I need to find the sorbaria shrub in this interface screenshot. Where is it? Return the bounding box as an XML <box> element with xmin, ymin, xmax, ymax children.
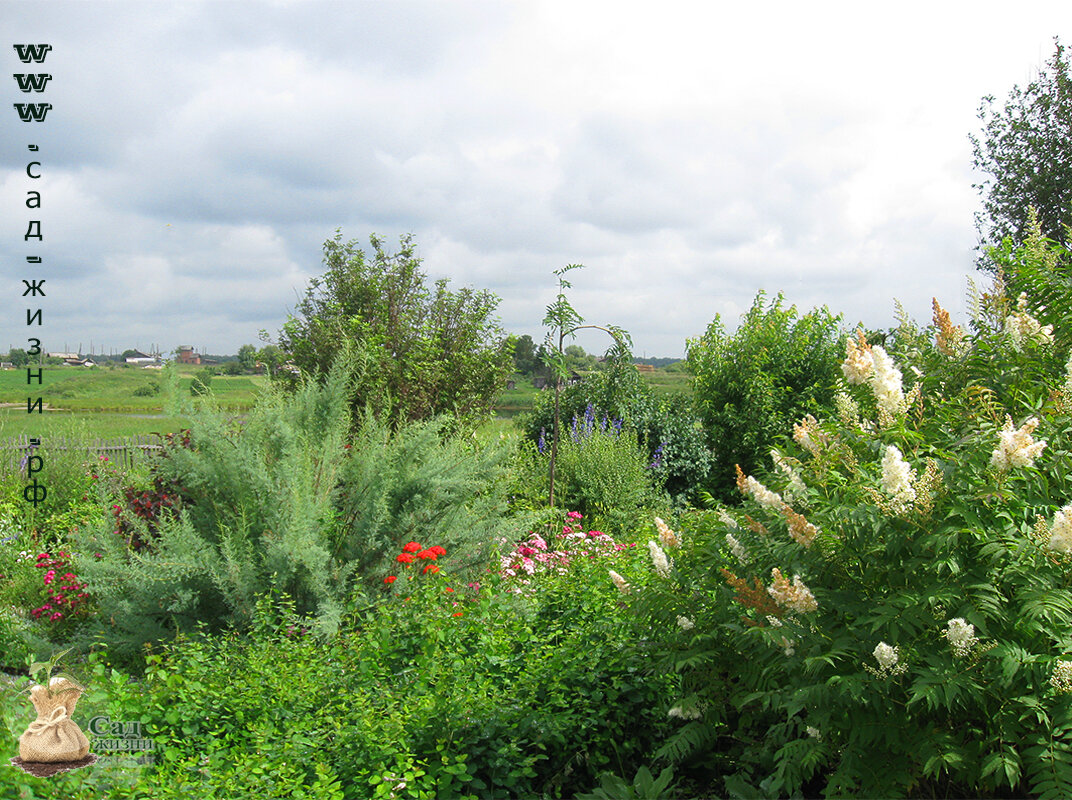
<box><xmin>687</xmin><ymin>290</ymin><xmax>843</xmax><ymax>504</ymax></box>
<box><xmin>73</xmin><ymin>354</ymin><xmax>514</xmax><ymax>661</ymax></box>
<box><xmin>627</xmin><ymin>250</ymin><xmax>1072</xmax><ymax>798</ymax></box>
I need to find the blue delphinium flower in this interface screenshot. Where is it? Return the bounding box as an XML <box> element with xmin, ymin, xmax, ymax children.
<box><xmin>649</xmin><ymin>440</ymin><xmax>666</xmax><ymax>470</ymax></box>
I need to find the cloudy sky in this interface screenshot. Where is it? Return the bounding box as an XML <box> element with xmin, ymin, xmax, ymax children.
<box><xmin>1</xmin><ymin>1</ymin><xmax>1070</xmax><ymax>359</ymax></box>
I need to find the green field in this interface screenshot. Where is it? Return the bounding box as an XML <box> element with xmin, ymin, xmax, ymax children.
<box><xmin>0</xmin><ymin>409</ymin><xmax>192</xmax><ymax>440</ymax></box>
<box><xmin>0</xmin><ymin>365</ymin><xmax>692</xmax><ymax>438</ymax></box>
<box><xmin>0</xmin><ymin>365</ymin><xmax>263</xmax><ymax>440</ymax></box>
<box><xmin>0</xmin><ymin>365</ymin><xmax>267</xmax><ymax>411</ymax></box>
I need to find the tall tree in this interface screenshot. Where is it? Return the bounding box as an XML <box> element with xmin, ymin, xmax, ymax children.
<box><xmin>512</xmin><ymin>334</ymin><xmax>537</xmax><ymax>375</ymax></box>
<box><xmin>237</xmin><ymin>344</ymin><xmax>257</xmax><ymax>372</ymax></box>
<box><xmin>971</xmin><ymin>38</ymin><xmax>1072</xmax><ymax>261</ymax></box>
<box><xmin>277</xmin><ymin>231</ymin><xmax>513</xmax><ymax>430</ymax></box>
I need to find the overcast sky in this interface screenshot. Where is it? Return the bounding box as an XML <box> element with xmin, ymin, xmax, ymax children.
<box><xmin>2</xmin><ymin>1</ymin><xmax>1070</xmax><ymax>359</ymax></box>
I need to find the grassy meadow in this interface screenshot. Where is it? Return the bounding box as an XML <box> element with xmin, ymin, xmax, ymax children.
<box><xmin>0</xmin><ymin>363</ymin><xmax>689</xmax><ymax>441</ymax></box>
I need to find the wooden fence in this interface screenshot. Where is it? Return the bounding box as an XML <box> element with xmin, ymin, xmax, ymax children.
<box><xmin>0</xmin><ymin>434</ymin><xmax>165</xmax><ymax>473</ymax></box>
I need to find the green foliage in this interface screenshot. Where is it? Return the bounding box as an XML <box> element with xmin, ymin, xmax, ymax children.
<box><xmin>237</xmin><ymin>343</ymin><xmax>258</xmax><ymax>372</ymax></box>
<box><xmin>6</xmin><ymin>347</ymin><xmax>29</xmax><ymax>367</ymax></box>
<box><xmin>0</xmin><ymin>439</ymin><xmax>117</xmax><ymax>552</ymax></box>
<box><xmin>575</xmin><ymin>766</ymin><xmax>677</xmax><ymax>800</ymax></box>
<box><xmin>687</xmin><ymin>290</ymin><xmax>843</xmax><ymax>503</ymax></box>
<box><xmin>972</xmin><ymin>37</ymin><xmax>1072</xmax><ymax>255</ymax></box>
<box><xmin>189</xmin><ymin>367</ymin><xmax>213</xmax><ymax>396</ymax></box>
<box><xmin>257</xmin><ymin>343</ymin><xmax>285</xmax><ymax>376</ymax></box>
<box><xmin>629</xmin><ymin>272</ymin><xmax>1072</xmax><ymax>797</ymax></box>
<box><xmin>539</xmin><ymin>264</ymin><xmax>633</xmax><ymax>508</ymax></box>
<box><xmin>526</xmin><ymin>352</ymin><xmax>647</xmax><ymax>434</ymax></box>
<box><xmin>511</xmin><ymin>411</ymin><xmax>664</xmax><ymax>534</ymax></box>
<box><xmin>0</xmin><ymin>554</ymin><xmax>673</xmax><ymax>799</ymax></box>
<box><xmin>987</xmin><ymin>208</ymin><xmax>1072</xmax><ymax>355</ymax></box>
<box><xmin>73</xmin><ymin>356</ymin><xmax>514</xmax><ymax>661</ymax></box>
<box><xmin>277</xmin><ymin>231</ymin><xmax>514</xmax><ymax>432</ymax></box>
<box><xmin>510</xmin><ymin>333</ymin><xmax>538</xmax><ymax>376</ymax></box>
<box><xmin>523</xmin><ymin>351</ymin><xmax>713</xmax><ymax>503</ymax></box>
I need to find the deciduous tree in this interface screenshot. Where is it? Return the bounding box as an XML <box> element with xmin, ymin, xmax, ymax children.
<box><xmin>277</xmin><ymin>231</ymin><xmax>513</xmax><ymax>430</ymax></box>
<box><xmin>971</xmin><ymin>37</ymin><xmax>1072</xmax><ymax>259</ymax></box>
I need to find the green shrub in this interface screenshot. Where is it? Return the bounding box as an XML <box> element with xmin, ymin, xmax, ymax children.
<box><xmin>73</xmin><ymin>356</ymin><xmax>514</xmax><ymax>661</ymax></box>
<box><xmin>687</xmin><ymin>290</ymin><xmax>843</xmax><ymax>503</ymax></box>
<box><xmin>630</xmin><ymin>271</ymin><xmax>1072</xmax><ymax>797</ymax></box>
<box><xmin>522</xmin><ymin>364</ymin><xmax>714</xmax><ymax>502</ymax></box>
<box><xmin>277</xmin><ymin>231</ymin><xmax>514</xmax><ymax>433</ymax></box>
<box><xmin>189</xmin><ymin>367</ymin><xmax>214</xmax><ymax>396</ymax></box>
<box><xmin>0</xmin><ymin>440</ymin><xmax>115</xmax><ymax>548</ymax></box>
<box><xmin>511</xmin><ymin>407</ymin><xmax>665</xmax><ymax>534</ymax></box>
<box><xmin>0</xmin><ymin>540</ymin><xmax>673</xmax><ymax>800</ymax></box>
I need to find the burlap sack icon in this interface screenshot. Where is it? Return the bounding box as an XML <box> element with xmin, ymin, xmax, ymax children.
<box><xmin>18</xmin><ymin>677</ymin><xmax>90</xmax><ymax>763</ymax></box>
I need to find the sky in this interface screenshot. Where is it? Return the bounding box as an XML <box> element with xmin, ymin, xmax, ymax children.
<box><xmin>1</xmin><ymin>1</ymin><xmax>1070</xmax><ymax>360</ymax></box>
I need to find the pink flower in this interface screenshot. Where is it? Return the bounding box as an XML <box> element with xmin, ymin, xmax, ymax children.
<box><xmin>50</xmin><ymin>612</ymin><xmax>63</xmax><ymax>621</ymax></box>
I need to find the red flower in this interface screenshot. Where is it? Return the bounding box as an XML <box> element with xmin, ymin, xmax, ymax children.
<box><xmin>396</xmin><ymin>553</ymin><xmax>417</xmax><ymax>564</ymax></box>
<box><xmin>402</xmin><ymin>541</ymin><xmax>423</xmax><ymax>553</ymax></box>
<box><xmin>429</xmin><ymin>545</ymin><xmax>446</xmax><ymax>556</ymax></box>
<box><xmin>452</xmin><ymin>612</ymin><xmax>463</xmax><ymax>617</ymax></box>
<box><xmin>444</xmin><ymin>587</ymin><xmax>454</xmax><ymax>593</ymax></box>
<box><xmin>384</xmin><ymin>575</ymin><xmax>397</xmax><ymax>585</ymax></box>
<box><xmin>422</xmin><ymin>564</ymin><xmax>440</xmax><ymax>574</ymax></box>
<box><xmin>416</xmin><ymin>549</ymin><xmax>437</xmax><ymax>560</ymax></box>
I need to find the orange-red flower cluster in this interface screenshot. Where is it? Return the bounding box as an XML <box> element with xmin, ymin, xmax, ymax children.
<box><xmin>385</xmin><ymin>542</ymin><xmax>447</xmax><ymax>584</ymax></box>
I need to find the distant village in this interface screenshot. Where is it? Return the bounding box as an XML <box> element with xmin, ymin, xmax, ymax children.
<box><xmin>3</xmin><ymin>346</ymin><xmax>211</xmax><ymax>369</ymax></box>
<box><xmin>2</xmin><ymin>339</ymin><xmax>682</xmax><ymax>386</ymax></box>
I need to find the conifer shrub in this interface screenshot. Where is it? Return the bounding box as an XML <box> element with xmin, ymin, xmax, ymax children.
<box><xmin>625</xmin><ymin>258</ymin><xmax>1072</xmax><ymax>798</ymax></box>
<box><xmin>73</xmin><ymin>356</ymin><xmax>514</xmax><ymax>661</ymax></box>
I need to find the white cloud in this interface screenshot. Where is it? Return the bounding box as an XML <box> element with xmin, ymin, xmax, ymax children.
<box><xmin>1</xmin><ymin>0</ymin><xmax>1071</xmax><ymax>358</ymax></box>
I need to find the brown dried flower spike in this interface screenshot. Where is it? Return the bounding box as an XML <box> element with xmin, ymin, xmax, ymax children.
<box><xmin>721</xmin><ymin>568</ymin><xmax>784</xmax><ymax>625</ymax></box>
<box><xmin>932</xmin><ymin>297</ymin><xmax>965</xmax><ymax>357</ymax></box>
